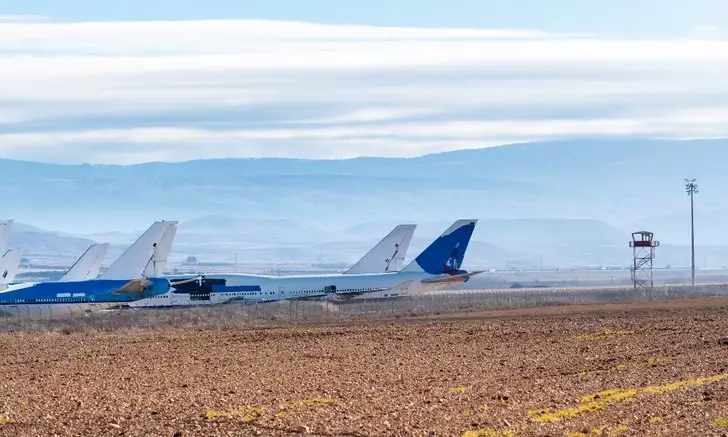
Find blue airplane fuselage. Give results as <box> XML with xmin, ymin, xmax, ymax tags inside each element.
<box><xmin>0</xmin><ymin>278</ymin><xmax>171</xmax><ymax>317</ymax></box>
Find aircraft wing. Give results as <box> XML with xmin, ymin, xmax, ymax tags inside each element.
<box><xmin>111</xmin><ymin>278</ymin><xmax>153</xmax><ymax>295</ymax></box>
<box><xmin>331</xmin><ymin>283</ymin><xmax>413</xmax><ymax>300</ymax></box>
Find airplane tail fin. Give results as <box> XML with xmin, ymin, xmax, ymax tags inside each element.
<box><xmin>344</xmin><ymin>224</ymin><xmax>416</xmax><ymax>274</ymax></box>
<box><xmin>402</xmin><ymin>219</ymin><xmax>478</xmax><ymax>275</ymax></box>
<box><xmin>98</xmin><ymin>220</ymin><xmax>178</xmax><ymax>280</ymax></box>
<box><xmin>0</xmin><ymin>249</ymin><xmax>22</xmax><ymax>284</ymax></box>
<box><xmin>142</xmin><ymin>222</ymin><xmax>178</xmax><ymax>277</ymax></box>
<box><xmin>0</xmin><ymin>220</ymin><xmax>13</xmax><ymax>255</ymax></box>
<box><xmin>59</xmin><ymin>243</ymin><xmax>110</xmax><ymax>282</ymax></box>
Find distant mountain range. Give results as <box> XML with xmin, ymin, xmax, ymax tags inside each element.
<box><xmin>6</xmin><ymin>222</ymin><xmax>94</xmax><ymax>265</ymax></box>
<box><xmin>4</xmin><ymin>138</ymin><xmax>727</xmax><ymax>269</ymax></box>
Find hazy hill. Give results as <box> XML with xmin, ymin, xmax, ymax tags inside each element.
<box><xmin>6</xmin><ymin>225</ymin><xmax>95</xmax><ymax>265</ymax></box>
<box><xmin>2</xmin><ymin>138</ymin><xmax>726</xmax><ymax>268</ymax></box>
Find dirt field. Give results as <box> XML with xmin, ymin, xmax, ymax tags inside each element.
<box><xmin>1</xmin><ymin>296</ymin><xmax>727</xmax><ymax>436</ymax></box>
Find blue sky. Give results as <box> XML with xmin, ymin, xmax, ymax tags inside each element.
<box><xmin>5</xmin><ymin>0</ymin><xmax>727</xmax><ymax>35</ymax></box>
<box><xmin>0</xmin><ymin>1</ymin><xmax>727</xmax><ymax>164</ymax></box>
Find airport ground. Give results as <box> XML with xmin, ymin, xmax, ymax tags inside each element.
<box><xmin>1</xmin><ymin>296</ymin><xmax>727</xmax><ymax>436</ymax></box>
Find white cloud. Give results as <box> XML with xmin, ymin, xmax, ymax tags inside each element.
<box><xmin>690</xmin><ymin>24</ymin><xmax>725</xmax><ymax>39</ymax></box>
<box><xmin>3</xmin><ymin>109</ymin><xmax>728</xmax><ymax>163</ymax></box>
<box><xmin>0</xmin><ymin>15</ymin><xmax>48</xmax><ymax>23</ymax></box>
<box><xmin>0</xmin><ymin>19</ymin><xmax>568</xmax><ymax>56</ymax></box>
<box><xmin>0</xmin><ymin>18</ymin><xmax>727</xmax><ymax>164</ymax></box>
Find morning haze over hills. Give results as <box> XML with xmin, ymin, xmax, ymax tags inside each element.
<box><xmin>4</xmin><ymin>138</ymin><xmax>726</xmax><ymax>269</ymax></box>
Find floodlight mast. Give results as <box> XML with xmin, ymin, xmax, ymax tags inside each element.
<box><xmin>685</xmin><ymin>178</ymin><xmax>698</xmax><ymax>292</ymax></box>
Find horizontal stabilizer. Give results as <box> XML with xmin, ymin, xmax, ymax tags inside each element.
<box><xmin>420</xmin><ymin>270</ymin><xmax>484</xmax><ymax>285</ymax></box>
<box><xmin>169</xmin><ymin>277</ymin><xmax>202</xmax><ymax>287</ymax></box>
<box><xmin>344</xmin><ymin>224</ymin><xmax>416</xmax><ymax>274</ymax></box>
<box><xmin>0</xmin><ymin>249</ymin><xmax>22</xmax><ymax>284</ymax></box>
<box><xmin>59</xmin><ymin>243</ymin><xmax>110</xmax><ymax>282</ymax></box>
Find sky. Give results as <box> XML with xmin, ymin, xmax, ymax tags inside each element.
<box><xmin>1</xmin><ymin>0</ymin><xmax>728</xmax><ymax>164</ymax></box>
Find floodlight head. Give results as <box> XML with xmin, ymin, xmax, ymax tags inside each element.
<box><xmin>685</xmin><ymin>177</ymin><xmax>698</xmax><ymax>195</ymax></box>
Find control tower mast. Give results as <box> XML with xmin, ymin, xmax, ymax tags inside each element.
<box><xmin>629</xmin><ymin>231</ymin><xmax>659</xmax><ymax>292</ymax></box>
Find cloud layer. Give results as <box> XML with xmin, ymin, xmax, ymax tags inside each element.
<box><xmin>1</xmin><ymin>19</ymin><xmax>727</xmax><ymax>164</ymax></box>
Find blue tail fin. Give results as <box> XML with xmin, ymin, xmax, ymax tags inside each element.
<box><xmin>402</xmin><ymin>219</ymin><xmax>477</xmax><ymax>275</ymax></box>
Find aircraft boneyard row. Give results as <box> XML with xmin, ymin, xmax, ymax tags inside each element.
<box><xmin>0</xmin><ymin>219</ymin><xmax>482</xmax><ymax>316</ymax></box>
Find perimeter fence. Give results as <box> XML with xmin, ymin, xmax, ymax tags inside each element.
<box><xmin>1</xmin><ymin>284</ymin><xmax>727</xmax><ymax>333</ymax></box>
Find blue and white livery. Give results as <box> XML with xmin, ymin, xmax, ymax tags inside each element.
<box><xmin>0</xmin><ymin>220</ymin><xmax>182</xmax><ymax>318</ymax></box>
<box><xmin>130</xmin><ymin>223</ymin><xmax>417</xmax><ymax>308</ymax></box>
<box><xmin>0</xmin><ymin>277</ymin><xmax>174</xmax><ymax>318</ymax></box>
<box><xmin>133</xmin><ymin>219</ymin><xmax>480</xmax><ymax>307</ymax></box>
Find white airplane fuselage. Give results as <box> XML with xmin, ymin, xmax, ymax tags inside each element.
<box><xmin>129</xmin><ymin>270</ymin><xmax>467</xmax><ymax>308</ymax></box>
<box><xmin>130</xmin><ymin>218</ymin><xmax>480</xmax><ymax>309</ymax></box>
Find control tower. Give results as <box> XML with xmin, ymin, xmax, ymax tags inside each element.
<box><xmin>629</xmin><ymin>231</ymin><xmax>659</xmax><ymax>292</ymax></box>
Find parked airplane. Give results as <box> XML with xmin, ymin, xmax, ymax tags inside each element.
<box><xmin>129</xmin><ymin>223</ymin><xmax>417</xmax><ymax>308</ymax></box>
<box><xmin>133</xmin><ymin>219</ymin><xmax>479</xmax><ymax>308</ymax></box>
<box><xmin>0</xmin><ymin>220</ymin><xmax>187</xmax><ymax>318</ymax></box>
<box><xmin>209</xmin><ymin>219</ymin><xmax>478</xmax><ymax>303</ymax></box>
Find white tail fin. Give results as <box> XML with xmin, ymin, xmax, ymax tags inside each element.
<box><xmin>344</xmin><ymin>224</ymin><xmax>416</xmax><ymax>274</ymax></box>
<box><xmin>98</xmin><ymin>221</ymin><xmax>178</xmax><ymax>280</ymax></box>
<box><xmin>142</xmin><ymin>222</ymin><xmax>178</xmax><ymax>277</ymax></box>
<box><xmin>0</xmin><ymin>249</ymin><xmax>22</xmax><ymax>284</ymax></box>
<box><xmin>59</xmin><ymin>243</ymin><xmax>110</xmax><ymax>282</ymax></box>
<box><xmin>0</xmin><ymin>220</ymin><xmax>13</xmax><ymax>255</ymax></box>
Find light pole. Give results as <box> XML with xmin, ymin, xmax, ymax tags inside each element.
<box><xmin>685</xmin><ymin>178</ymin><xmax>698</xmax><ymax>291</ymax></box>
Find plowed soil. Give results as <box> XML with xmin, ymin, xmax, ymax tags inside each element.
<box><xmin>1</xmin><ymin>296</ymin><xmax>727</xmax><ymax>436</ymax></box>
